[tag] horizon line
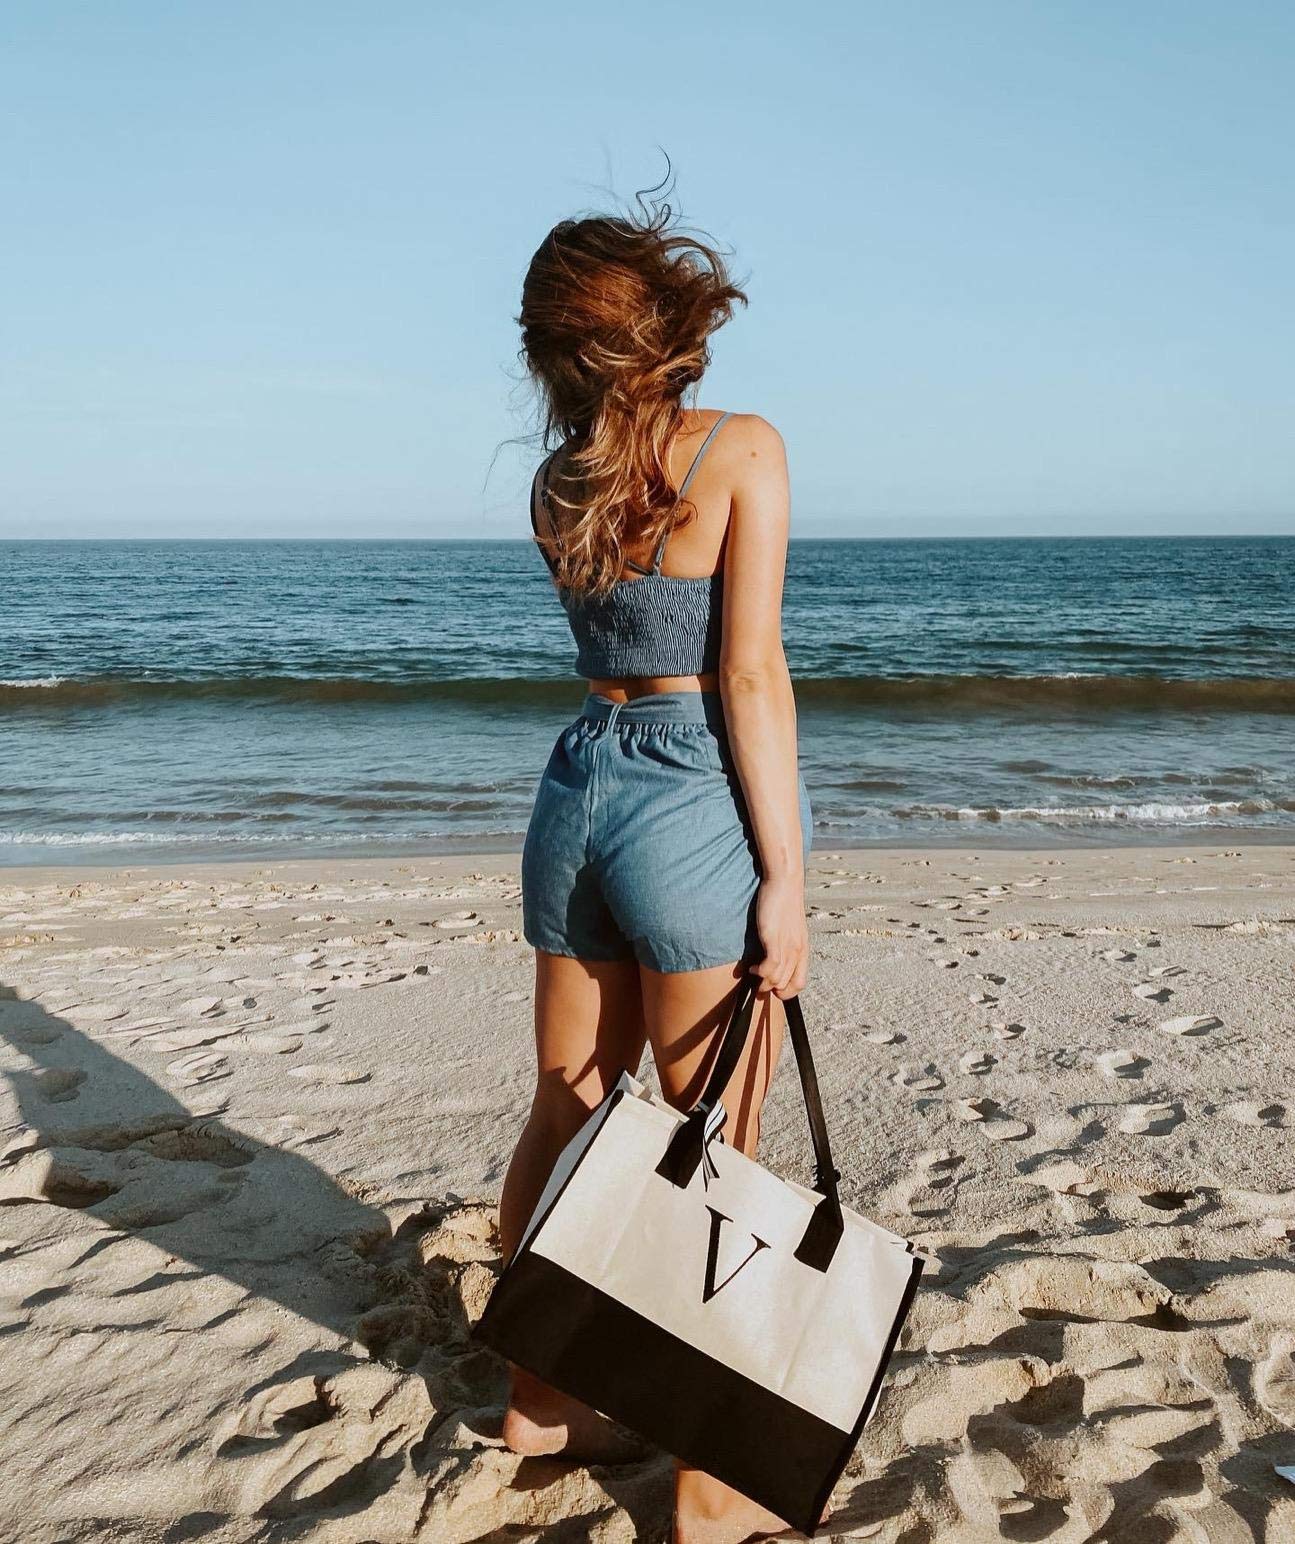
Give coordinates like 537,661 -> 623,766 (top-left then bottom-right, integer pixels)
3,531 -> 1295,545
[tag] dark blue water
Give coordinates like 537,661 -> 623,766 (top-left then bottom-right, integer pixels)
2,537 -> 1292,863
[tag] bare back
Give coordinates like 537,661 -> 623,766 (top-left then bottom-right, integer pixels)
550,407 -> 739,701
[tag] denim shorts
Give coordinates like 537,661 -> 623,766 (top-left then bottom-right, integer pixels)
522,692 -> 813,974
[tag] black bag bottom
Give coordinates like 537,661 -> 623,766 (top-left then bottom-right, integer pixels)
475,1248 -> 923,1536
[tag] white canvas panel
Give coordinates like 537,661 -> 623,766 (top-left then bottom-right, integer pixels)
528,1079 -> 918,1434
517,1082 -> 625,1254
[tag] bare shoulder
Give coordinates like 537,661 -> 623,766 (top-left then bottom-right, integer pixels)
712,413 -> 787,492
715,411 -> 784,452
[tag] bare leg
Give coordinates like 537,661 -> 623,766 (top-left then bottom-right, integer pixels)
499,950 -> 647,1462
639,964 -> 807,1544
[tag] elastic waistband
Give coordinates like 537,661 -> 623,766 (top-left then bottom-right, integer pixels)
579,691 -> 727,731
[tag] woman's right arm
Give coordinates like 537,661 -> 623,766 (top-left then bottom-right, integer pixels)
717,414 -> 808,999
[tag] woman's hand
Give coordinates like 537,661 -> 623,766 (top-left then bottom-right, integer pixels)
752,873 -> 809,999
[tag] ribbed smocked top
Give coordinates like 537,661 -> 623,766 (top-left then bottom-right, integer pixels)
530,412 -> 730,679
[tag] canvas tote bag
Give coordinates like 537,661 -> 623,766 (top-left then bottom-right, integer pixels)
475,975 -> 925,1535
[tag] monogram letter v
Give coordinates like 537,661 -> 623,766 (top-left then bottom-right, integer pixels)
702,1206 -> 770,1303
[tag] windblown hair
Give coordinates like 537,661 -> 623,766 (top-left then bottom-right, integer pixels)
520,203 -> 746,596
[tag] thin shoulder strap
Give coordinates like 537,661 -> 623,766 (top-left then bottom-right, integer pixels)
647,411 -> 733,574
677,411 -> 733,500
529,450 -> 561,575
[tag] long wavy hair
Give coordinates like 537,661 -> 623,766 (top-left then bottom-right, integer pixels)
520,200 -> 746,596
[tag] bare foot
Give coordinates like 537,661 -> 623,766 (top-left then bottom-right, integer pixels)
674,1470 -> 785,1543
674,1465 -> 830,1543
501,1370 -> 646,1465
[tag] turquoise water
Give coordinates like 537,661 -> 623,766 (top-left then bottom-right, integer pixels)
2,537 -> 1292,863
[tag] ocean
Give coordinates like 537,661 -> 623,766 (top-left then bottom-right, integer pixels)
2,536 -> 1292,865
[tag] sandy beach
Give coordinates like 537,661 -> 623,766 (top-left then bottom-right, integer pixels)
1,843 -> 1293,1541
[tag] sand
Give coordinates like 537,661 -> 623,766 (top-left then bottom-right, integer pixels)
1,843 -> 1293,1542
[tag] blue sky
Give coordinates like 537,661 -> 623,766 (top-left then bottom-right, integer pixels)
2,1 -> 1292,539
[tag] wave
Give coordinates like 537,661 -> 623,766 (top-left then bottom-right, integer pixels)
9,795 -> 1289,854
893,797 -> 1295,825
791,675 -> 1295,713
3,672 -> 1295,713
0,826 -> 528,847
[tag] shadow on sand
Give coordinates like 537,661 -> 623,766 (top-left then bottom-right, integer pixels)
0,983 -> 670,1539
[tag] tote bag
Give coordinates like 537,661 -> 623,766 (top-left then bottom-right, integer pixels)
475,975 -> 924,1535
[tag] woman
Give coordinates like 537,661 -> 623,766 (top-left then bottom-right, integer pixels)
497,206 -> 814,1544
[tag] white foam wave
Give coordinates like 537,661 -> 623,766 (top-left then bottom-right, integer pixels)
0,827 -> 528,848
0,676 -> 67,688
904,798 -> 1275,825
812,796 -> 1285,826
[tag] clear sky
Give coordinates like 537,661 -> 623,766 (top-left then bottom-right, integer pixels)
2,1 -> 1292,539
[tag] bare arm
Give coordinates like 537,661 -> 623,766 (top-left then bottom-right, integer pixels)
718,415 -> 808,998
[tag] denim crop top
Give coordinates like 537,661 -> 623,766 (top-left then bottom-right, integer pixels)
530,413 -> 730,679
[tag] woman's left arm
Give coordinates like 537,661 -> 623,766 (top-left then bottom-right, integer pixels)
717,414 -> 808,999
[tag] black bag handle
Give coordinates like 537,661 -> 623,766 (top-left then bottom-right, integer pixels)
655,973 -> 845,1271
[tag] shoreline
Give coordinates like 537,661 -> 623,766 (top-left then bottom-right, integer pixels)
5,824 -> 1295,875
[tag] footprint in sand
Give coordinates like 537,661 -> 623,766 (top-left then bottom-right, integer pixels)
960,1049 -> 996,1075
1160,1015 -> 1222,1037
264,1017 -> 330,1040
31,1067 -> 86,1103
6,1023 -> 61,1047
64,1002 -> 126,1026
138,1124 -> 255,1167
891,1062 -> 944,1092
1138,1187 -> 1197,1212
245,1032 -> 303,1054
1255,1338 -> 1295,1422
1118,1102 -> 1184,1136
166,1050 -> 231,1086
434,911 -> 478,930
895,1149 -> 966,1218
103,1012 -> 174,1037
187,1092 -> 232,1118
989,1021 -> 1026,1041
332,969 -> 406,990
969,991 -> 998,1006
1225,1100 -> 1286,1128
865,1029 -> 904,1045
1132,982 -> 1174,1003
258,1113 -> 343,1148
180,996 -> 225,1017
1100,947 -> 1136,962
956,1097 -> 1031,1140
1098,1048 -> 1149,1079
1021,1160 -> 1101,1197
152,1019 -> 264,1053
287,1062 -> 371,1086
